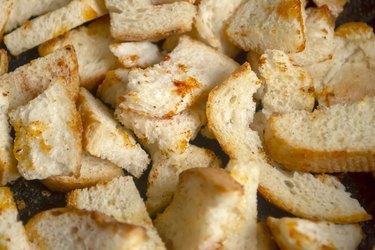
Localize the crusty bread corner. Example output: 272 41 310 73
0 49 8 76
313 0 348 17
0 0 13 38
267 217 362 250
25 207 147 250
97 68 129 108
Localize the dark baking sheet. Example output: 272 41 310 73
2 0 375 249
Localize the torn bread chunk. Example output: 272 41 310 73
267 217 362 250
155 167 246 250
146 145 222 215
109 42 162 68
0 49 8 75
25 208 147 250
67 176 166 250
105 0 196 41
42 152 124 192
225 0 306 53
313 0 348 17
0 46 79 110
9 79 82 180
78 88 149 178
4 0 108 55
97 68 129 108
38 17 118 90
0 0 13 38
118 36 238 118
265 97 375 173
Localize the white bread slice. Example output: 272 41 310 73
42 152 124 192
259 50 315 118
154 167 246 250
9 79 82 180
38 17 118 90
0 49 8 75
146 145 222 215
109 42 162 68
115 106 205 154
67 176 166 250
0 187 30 250
264 97 375 173
25 208 147 250
0 46 79 110
4 0 70 32
267 217 362 250
313 0 348 17
0 0 13 38
78 87 149 178
105 0 196 41
118 36 238 118
225 0 306 53
97 68 129 108
194 0 243 57
4 0 108 55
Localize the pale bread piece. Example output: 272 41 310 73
118 36 238 118
0 46 79 110
259 50 315 118
97 68 129 108
109 42 162 68
25 208 147 250
0 0 13 38
146 145 222 215
4 0 108 55
78 88 150 178
313 0 348 17
154 167 246 250
264 97 375 173
225 0 306 53
9 79 82 180
267 217 362 250
115 106 205 154
194 0 243 57
105 0 196 41
0 187 30 250
0 49 8 75
67 176 166 250
257 222 277 250
42 152 124 192
38 17 118 90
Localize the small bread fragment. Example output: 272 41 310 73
39 17 118 90
42 152 124 192
4 0 108 55
105 0 196 41
265 98 375 173
267 217 362 250
25 208 147 250
78 88 149 178
154 167 246 250
0 0 13 38
109 42 162 68
97 68 129 108
146 145 222 215
9 79 82 180
67 176 166 250
118 36 238 118
225 0 306 53
0 187 31 250
313 0 348 17
0 49 8 75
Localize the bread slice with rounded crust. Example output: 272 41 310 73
312 0 348 17
42 152 124 192
25 208 147 250
97 68 129 108
267 217 362 250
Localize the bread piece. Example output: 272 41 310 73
9 79 82 180
67 176 166 250
39 17 118 90
118 36 238 118
154 167 246 250
313 0 348 17
0 46 79 110
225 0 306 53
78 88 149 178
109 42 162 68
267 217 362 250
259 50 315 118
161 27 201 52
257 222 277 250
194 0 243 57
0 49 8 76
0 0 13 38
25 208 146 250
4 0 108 55
0 187 30 250
146 145 222 215
105 0 196 41
97 68 129 108
42 152 124 192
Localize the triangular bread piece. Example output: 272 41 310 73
97 68 129 108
